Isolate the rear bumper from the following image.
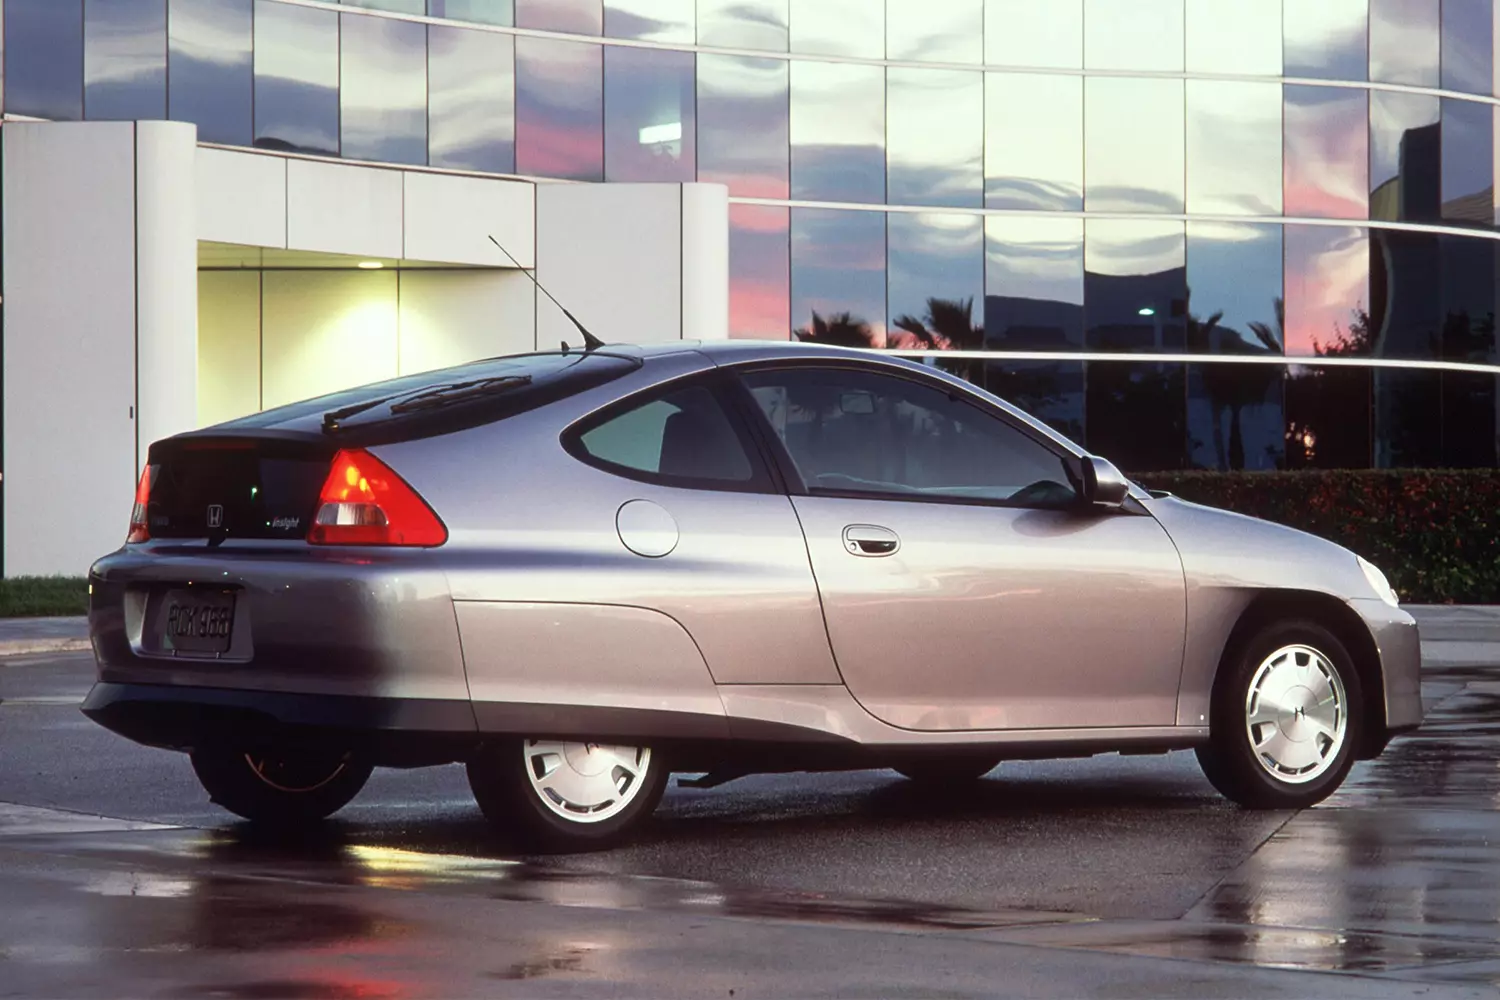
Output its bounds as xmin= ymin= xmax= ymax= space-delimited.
xmin=81 ymin=681 xmax=479 ymax=766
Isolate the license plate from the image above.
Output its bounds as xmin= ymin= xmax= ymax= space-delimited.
xmin=160 ymin=590 xmax=236 ymax=655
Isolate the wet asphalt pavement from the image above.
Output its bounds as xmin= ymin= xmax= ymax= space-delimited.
xmin=2 ymin=632 xmax=1499 ymax=997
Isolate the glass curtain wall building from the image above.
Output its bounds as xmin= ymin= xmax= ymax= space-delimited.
xmin=4 ymin=0 xmax=1500 ymax=472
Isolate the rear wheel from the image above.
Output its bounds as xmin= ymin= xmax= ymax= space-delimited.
xmin=893 ymin=755 xmax=1001 ymax=785
xmin=190 ymin=745 xmax=372 ymax=825
xmin=467 ymin=738 xmax=667 ymax=852
xmin=1196 ymin=620 xmax=1363 ymax=809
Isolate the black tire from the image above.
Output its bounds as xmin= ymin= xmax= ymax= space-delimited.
xmin=1196 ymin=619 xmax=1364 ymax=810
xmin=893 ymin=755 xmax=1001 ymax=785
xmin=190 ymin=745 xmax=373 ymax=826
xmin=466 ymin=738 xmax=668 ymax=852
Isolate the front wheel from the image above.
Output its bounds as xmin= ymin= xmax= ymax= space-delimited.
xmin=190 ymin=745 xmax=373 ymax=825
xmin=467 ymin=738 xmax=667 ymax=852
xmin=1196 ymin=620 xmax=1363 ymax=810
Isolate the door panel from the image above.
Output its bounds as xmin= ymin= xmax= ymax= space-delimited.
xmin=793 ymin=496 xmax=1186 ymax=732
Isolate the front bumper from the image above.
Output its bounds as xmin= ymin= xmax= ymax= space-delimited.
xmin=1350 ymin=598 xmax=1424 ymax=734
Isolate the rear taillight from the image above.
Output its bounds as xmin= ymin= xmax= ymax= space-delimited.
xmin=127 ymin=465 xmax=155 ymax=543
xmin=307 ymin=449 xmax=447 ymax=547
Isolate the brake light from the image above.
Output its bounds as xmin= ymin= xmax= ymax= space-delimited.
xmin=127 ymin=465 xmax=154 ymax=543
xmin=308 ymin=449 xmax=447 ymax=547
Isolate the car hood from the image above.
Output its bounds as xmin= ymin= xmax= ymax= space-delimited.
xmin=1142 ymin=493 xmax=1377 ymax=601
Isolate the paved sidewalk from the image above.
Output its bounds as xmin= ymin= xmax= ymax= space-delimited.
xmin=0 ymin=617 xmax=90 ymax=657
xmin=0 ymin=606 xmax=1496 ymax=661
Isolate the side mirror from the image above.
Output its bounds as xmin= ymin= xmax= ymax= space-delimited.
xmin=1082 ymin=455 xmax=1131 ymax=509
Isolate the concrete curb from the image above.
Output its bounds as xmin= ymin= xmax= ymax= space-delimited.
xmin=0 ymin=638 xmax=91 ymax=658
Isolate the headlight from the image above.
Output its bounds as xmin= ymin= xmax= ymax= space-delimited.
xmin=1358 ymin=555 xmax=1399 ymax=607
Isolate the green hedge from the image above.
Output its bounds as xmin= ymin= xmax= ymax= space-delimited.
xmin=1134 ymin=470 xmax=1500 ymax=605
xmin=0 ymin=576 xmax=90 ymax=618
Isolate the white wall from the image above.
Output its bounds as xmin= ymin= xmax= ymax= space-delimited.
xmin=197 ymin=272 xmax=261 ymax=427
xmin=3 ymin=123 xmax=153 ymax=576
xmin=198 ymin=268 xmax=538 ymax=421
xmin=536 ymin=183 xmax=730 ymax=348
xmin=397 ymin=270 xmax=537 ymax=374
xmin=260 ymin=270 xmax=400 ymax=409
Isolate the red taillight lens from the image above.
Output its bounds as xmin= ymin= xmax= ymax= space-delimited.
xmin=127 ymin=465 xmax=154 ymax=543
xmin=307 ymin=449 xmax=447 ymax=547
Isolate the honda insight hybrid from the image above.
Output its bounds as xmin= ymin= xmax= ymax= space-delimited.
xmin=84 ymin=341 xmax=1422 ymax=850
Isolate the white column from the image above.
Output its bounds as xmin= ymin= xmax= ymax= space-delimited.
xmin=682 ymin=183 xmax=730 ymax=341
xmin=136 ymin=121 xmax=200 ymax=455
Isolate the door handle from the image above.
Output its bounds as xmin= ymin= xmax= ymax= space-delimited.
xmin=843 ymin=524 xmax=900 ymax=557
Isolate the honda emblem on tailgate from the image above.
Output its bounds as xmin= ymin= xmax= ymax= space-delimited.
xmin=206 ymin=504 xmax=224 ymax=529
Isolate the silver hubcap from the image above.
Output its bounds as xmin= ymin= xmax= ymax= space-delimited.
xmin=523 ymin=740 xmax=651 ymax=824
xmin=1244 ymin=644 xmax=1348 ymax=784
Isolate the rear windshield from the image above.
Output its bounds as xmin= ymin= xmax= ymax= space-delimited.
xmin=215 ymin=352 xmax=640 ymax=441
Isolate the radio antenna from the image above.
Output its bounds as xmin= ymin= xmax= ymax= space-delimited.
xmin=487 ymin=234 xmax=605 ymax=352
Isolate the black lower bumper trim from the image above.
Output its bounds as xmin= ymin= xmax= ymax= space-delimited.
xmin=81 ymin=682 xmax=479 ymax=762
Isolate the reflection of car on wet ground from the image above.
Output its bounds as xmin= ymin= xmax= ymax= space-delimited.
xmin=83 ymin=341 xmax=1422 ymax=850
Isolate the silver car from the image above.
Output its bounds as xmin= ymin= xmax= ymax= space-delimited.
xmin=84 ymin=341 xmax=1422 ymax=850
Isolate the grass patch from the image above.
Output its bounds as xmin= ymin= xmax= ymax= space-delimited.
xmin=0 ymin=576 xmax=90 ymax=618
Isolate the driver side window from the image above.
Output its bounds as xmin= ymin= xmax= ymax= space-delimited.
xmin=740 ymin=367 xmax=1078 ymax=507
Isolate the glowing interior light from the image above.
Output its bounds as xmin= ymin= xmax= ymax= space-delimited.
xmin=1137 ymin=307 xmax=1156 ymax=317
xmin=638 ymin=122 xmax=683 ymax=145
xmin=357 ymin=261 xmax=385 ymax=270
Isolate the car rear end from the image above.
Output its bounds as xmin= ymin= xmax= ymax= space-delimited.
xmin=83 ymin=431 xmax=476 ymax=765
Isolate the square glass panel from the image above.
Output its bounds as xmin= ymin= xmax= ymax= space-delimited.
xmin=887 ymin=68 xmax=983 ymax=208
xmin=1284 ymin=85 xmax=1368 ymax=219
xmin=169 ymin=0 xmax=253 ymax=146
xmin=984 ymin=215 xmax=1083 ymax=349
xmin=697 ymin=54 xmax=789 ymax=199
xmin=887 ymin=213 xmax=984 ymax=351
xmin=517 ymin=0 xmax=601 ymax=33
xmin=1186 ymin=221 xmax=1284 ymax=355
xmin=887 ymin=0 xmax=982 ymax=63
xmin=1084 ymin=219 xmax=1187 ymax=352
xmin=1085 ymin=77 xmax=1185 ymax=213
xmin=1284 ymin=225 xmax=1370 ymax=357
xmin=253 ymin=0 xmax=339 ymax=155
xmin=604 ymin=46 xmax=695 ymax=182
xmin=789 ymin=0 xmax=882 ymax=59
xmin=1442 ymin=0 xmax=1492 ymax=94
xmin=791 ymin=60 xmax=884 ymax=204
xmin=341 ymin=13 xmax=427 ymax=165
xmin=986 ymin=360 xmax=1085 ymax=442
xmin=428 ymin=25 xmax=515 ymax=174
xmin=1284 ymin=0 xmax=1367 ymax=80
xmin=1186 ymin=80 xmax=1282 ymax=217
xmin=6 ymin=0 xmax=83 ymax=120
xmin=1084 ymin=0 xmax=1182 ymax=72
xmin=1368 ymin=228 xmax=1440 ymax=359
xmin=698 ymin=0 xmax=787 ymax=50
xmin=516 ymin=36 xmax=602 ymax=180
xmin=984 ymin=0 xmax=1080 ymax=68
xmin=1285 ymin=365 xmax=1372 ymax=468
xmin=1188 ymin=363 xmax=1284 ymax=470
xmin=1369 ymin=0 xmax=1439 ymax=87
xmin=605 ymin=0 xmax=693 ymax=43
xmin=730 ymin=204 xmax=790 ymax=340
xmin=85 ymin=0 xmax=165 ymax=121
xmin=985 ymin=73 xmax=1082 ymax=211
xmin=428 ymin=0 xmax=514 ymax=25
xmin=1375 ymin=369 xmax=1442 ymax=467
xmin=1185 ymin=0 xmax=1281 ymax=76
xmin=1441 ymin=98 xmax=1494 ymax=225
xmin=791 ymin=208 xmax=887 ymax=347
xmin=1369 ymin=91 xmax=1440 ymax=223
xmin=1086 ymin=361 xmax=1188 ymax=471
